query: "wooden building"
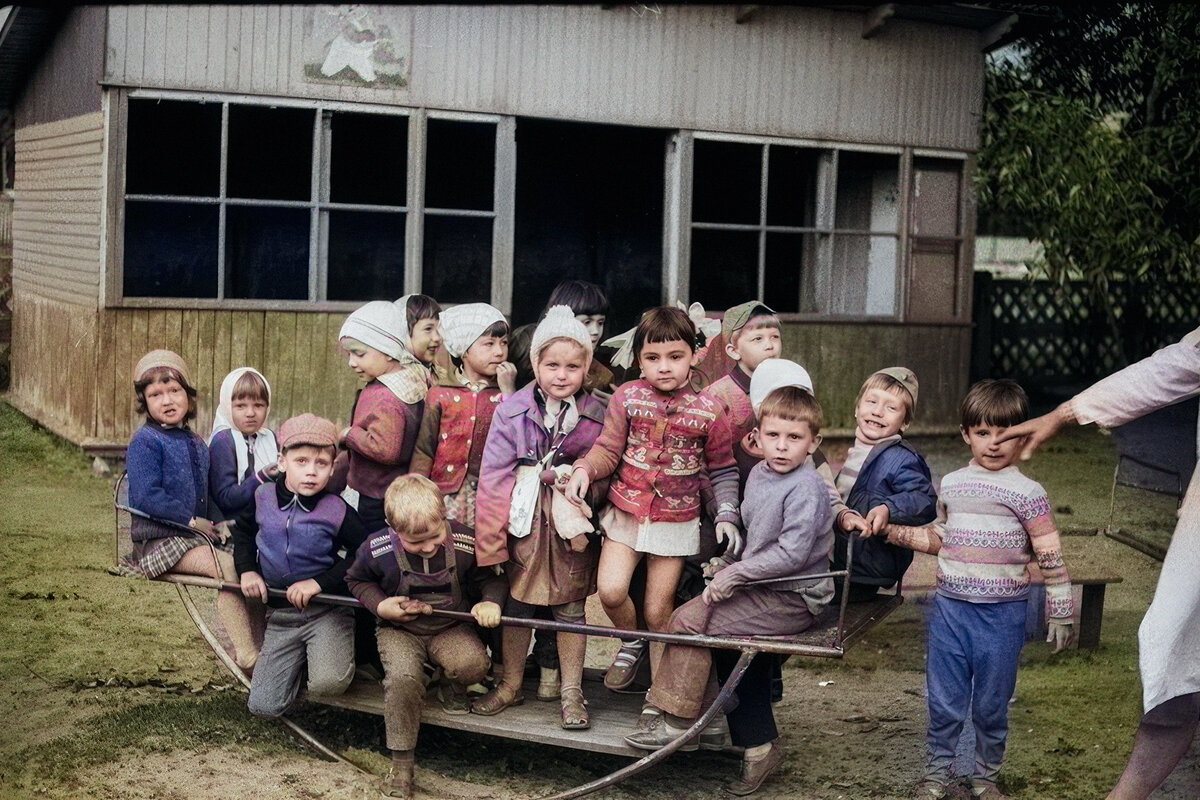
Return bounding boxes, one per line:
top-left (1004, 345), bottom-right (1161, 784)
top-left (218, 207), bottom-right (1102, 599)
top-left (1, 4), bottom-right (1016, 450)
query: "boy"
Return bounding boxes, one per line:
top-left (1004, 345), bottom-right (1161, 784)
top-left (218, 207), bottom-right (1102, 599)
top-left (884, 379), bottom-right (1075, 800)
top-left (234, 413), bottom-right (368, 718)
top-left (705, 300), bottom-right (782, 443)
top-left (346, 474), bottom-right (505, 800)
top-left (411, 302), bottom-right (516, 528)
top-left (832, 367), bottom-right (938, 601)
top-left (625, 386), bottom-right (834, 797)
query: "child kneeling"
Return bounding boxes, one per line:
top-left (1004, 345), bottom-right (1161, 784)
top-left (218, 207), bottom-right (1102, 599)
top-left (624, 386), bottom-right (834, 797)
top-left (234, 414), bottom-right (368, 717)
top-left (346, 474), bottom-right (505, 800)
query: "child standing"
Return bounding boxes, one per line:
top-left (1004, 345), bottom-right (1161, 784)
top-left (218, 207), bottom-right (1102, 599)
top-left (471, 306), bottom-right (608, 729)
top-left (705, 301), bottom-right (781, 444)
top-left (832, 367), bottom-right (938, 601)
top-left (395, 293), bottom-right (444, 376)
top-left (885, 380), bottom-right (1075, 800)
top-left (346, 474), bottom-right (505, 800)
top-left (565, 306), bottom-right (740, 689)
top-left (234, 414), bottom-right (368, 717)
top-left (209, 367), bottom-right (279, 520)
top-left (410, 302), bottom-right (516, 527)
top-left (624, 386), bottom-right (833, 797)
top-left (338, 300), bottom-right (433, 533)
top-left (125, 350), bottom-right (259, 671)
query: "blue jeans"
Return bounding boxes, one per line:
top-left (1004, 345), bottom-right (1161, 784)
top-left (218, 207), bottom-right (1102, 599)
top-left (925, 594), bottom-right (1027, 786)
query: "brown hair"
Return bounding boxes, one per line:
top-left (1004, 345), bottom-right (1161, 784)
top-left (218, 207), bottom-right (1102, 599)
top-left (632, 306), bottom-right (696, 359)
top-left (452, 319), bottom-right (511, 369)
top-left (960, 379), bottom-right (1029, 429)
top-left (384, 474), bottom-right (447, 537)
top-left (231, 371), bottom-right (270, 404)
top-left (134, 367), bottom-right (198, 422)
top-left (856, 373), bottom-right (915, 425)
top-left (758, 386), bottom-right (823, 434)
top-left (403, 294), bottom-right (442, 333)
top-left (728, 313), bottom-right (781, 347)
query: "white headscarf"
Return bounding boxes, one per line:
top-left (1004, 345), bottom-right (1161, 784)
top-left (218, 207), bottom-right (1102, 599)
top-left (209, 367), bottom-right (279, 479)
top-left (339, 299), bottom-right (430, 404)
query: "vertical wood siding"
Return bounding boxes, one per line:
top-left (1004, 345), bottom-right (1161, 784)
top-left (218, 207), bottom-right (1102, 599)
top-left (105, 5), bottom-right (983, 151)
top-left (14, 7), bottom-right (106, 128)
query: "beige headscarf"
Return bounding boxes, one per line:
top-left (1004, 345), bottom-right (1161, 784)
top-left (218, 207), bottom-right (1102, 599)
top-left (339, 300), bottom-right (430, 404)
top-left (134, 350), bottom-right (190, 384)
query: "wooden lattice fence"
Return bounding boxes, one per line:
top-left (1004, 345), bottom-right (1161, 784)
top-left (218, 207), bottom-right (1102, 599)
top-left (971, 273), bottom-right (1200, 400)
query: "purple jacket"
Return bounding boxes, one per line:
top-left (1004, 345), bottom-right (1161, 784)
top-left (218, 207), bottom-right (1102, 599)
top-left (474, 384), bottom-right (606, 568)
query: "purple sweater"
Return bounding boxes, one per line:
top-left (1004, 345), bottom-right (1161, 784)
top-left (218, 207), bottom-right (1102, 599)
top-left (208, 428), bottom-right (272, 519)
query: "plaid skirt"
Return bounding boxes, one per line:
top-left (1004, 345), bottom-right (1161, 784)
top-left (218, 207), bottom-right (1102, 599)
top-left (130, 535), bottom-right (230, 579)
top-left (443, 477), bottom-right (478, 528)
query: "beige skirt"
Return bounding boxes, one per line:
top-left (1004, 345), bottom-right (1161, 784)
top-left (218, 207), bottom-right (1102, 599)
top-left (599, 505), bottom-right (699, 558)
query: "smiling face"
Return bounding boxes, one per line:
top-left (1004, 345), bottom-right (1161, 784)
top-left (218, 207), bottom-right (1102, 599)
top-left (961, 423), bottom-right (1024, 472)
top-left (462, 334), bottom-right (509, 381)
top-left (342, 338), bottom-right (395, 382)
top-left (278, 444), bottom-right (335, 497)
top-left (144, 378), bottom-right (189, 427)
top-left (637, 339), bottom-right (694, 393)
top-left (854, 386), bottom-right (910, 443)
top-left (535, 339), bottom-right (588, 400)
top-left (756, 414), bottom-right (821, 475)
top-left (408, 317), bottom-right (442, 365)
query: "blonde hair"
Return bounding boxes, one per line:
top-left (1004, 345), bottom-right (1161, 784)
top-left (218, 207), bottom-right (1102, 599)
top-left (856, 373), bottom-right (915, 425)
top-left (758, 386), bottom-right (823, 434)
top-left (384, 474), bottom-right (446, 537)
top-left (728, 313), bottom-right (781, 347)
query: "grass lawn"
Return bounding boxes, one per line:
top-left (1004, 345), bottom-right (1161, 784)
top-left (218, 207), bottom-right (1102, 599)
top-left (0, 400), bottom-right (1181, 799)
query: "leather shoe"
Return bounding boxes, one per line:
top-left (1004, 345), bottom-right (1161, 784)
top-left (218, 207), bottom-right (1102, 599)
top-left (725, 741), bottom-right (783, 796)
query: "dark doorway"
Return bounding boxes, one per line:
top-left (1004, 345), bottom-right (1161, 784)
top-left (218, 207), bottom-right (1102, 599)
top-left (513, 118), bottom-right (667, 333)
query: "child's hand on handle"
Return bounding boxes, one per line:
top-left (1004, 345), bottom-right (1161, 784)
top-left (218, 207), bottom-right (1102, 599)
top-left (703, 570), bottom-right (741, 605)
top-left (240, 570), bottom-right (268, 602)
top-left (996, 403), bottom-right (1075, 462)
top-left (376, 596), bottom-right (432, 623)
top-left (285, 578), bottom-right (322, 610)
top-left (702, 556), bottom-right (732, 580)
top-left (564, 467), bottom-right (590, 507)
top-left (496, 362), bottom-right (518, 397)
top-left (189, 517), bottom-right (215, 539)
top-left (471, 601), bottom-right (502, 628)
top-left (715, 521), bottom-right (742, 557)
top-left (839, 510), bottom-right (871, 537)
top-left (864, 504), bottom-right (890, 536)
top-left (1047, 620), bottom-right (1075, 653)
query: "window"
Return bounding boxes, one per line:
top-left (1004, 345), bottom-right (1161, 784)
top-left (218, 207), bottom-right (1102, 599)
top-left (119, 96), bottom-right (503, 307)
top-left (685, 136), bottom-right (910, 319)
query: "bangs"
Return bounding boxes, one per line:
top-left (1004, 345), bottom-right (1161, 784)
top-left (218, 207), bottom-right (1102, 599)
top-left (632, 306), bottom-right (696, 356)
top-left (231, 371), bottom-right (270, 403)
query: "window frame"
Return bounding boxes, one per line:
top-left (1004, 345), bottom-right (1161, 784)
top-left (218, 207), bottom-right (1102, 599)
top-left (105, 89), bottom-right (516, 312)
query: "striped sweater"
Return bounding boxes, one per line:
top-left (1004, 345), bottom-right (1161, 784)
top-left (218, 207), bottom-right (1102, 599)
top-left (935, 461), bottom-right (1073, 619)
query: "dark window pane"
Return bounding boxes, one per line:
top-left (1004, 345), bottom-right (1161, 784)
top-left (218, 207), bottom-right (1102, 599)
top-left (688, 229), bottom-right (757, 311)
top-left (123, 201), bottom-right (218, 297)
top-left (766, 146), bottom-right (819, 227)
top-left (836, 151), bottom-right (900, 232)
top-left (764, 233), bottom-right (807, 313)
top-left (422, 215), bottom-right (493, 304)
top-left (327, 210), bottom-right (406, 300)
top-left (225, 206), bottom-right (310, 300)
top-left (126, 100), bottom-right (220, 196)
top-left (426, 120), bottom-right (495, 211)
top-left (227, 105), bottom-right (314, 201)
top-left (692, 140), bottom-right (760, 225)
top-left (330, 112), bottom-right (408, 206)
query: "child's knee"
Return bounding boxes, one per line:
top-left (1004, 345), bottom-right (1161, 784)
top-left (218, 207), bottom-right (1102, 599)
top-left (597, 582), bottom-right (628, 609)
top-left (442, 653), bottom-right (490, 686)
top-left (308, 662), bottom-right (354, 697)
top-left (643, 599), bottom-right (674, 630)
top-left (247, 689), bottom-right (287, 718)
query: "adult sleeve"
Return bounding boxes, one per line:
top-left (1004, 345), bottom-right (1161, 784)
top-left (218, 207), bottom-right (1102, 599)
top-left (1071, 328), bottom-right (1200, 428)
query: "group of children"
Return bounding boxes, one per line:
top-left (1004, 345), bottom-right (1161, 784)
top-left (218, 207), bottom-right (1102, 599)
top-left (124, 282), bottom-right (1075, 800)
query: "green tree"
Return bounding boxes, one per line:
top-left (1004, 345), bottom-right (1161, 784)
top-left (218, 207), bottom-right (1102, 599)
top-left (978, 3), bottom-right (1200, 289)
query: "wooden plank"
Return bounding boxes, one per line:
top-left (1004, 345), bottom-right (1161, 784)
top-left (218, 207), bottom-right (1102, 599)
top-left (13, 112), bottom-right (105, 141)
top-left (205, 6), bottom-right (227, 88)
top-left (262, 311), bottom-right (297, 420)
top-left (162, 5), bottom-right (189, 86)
top-left (124, 5), bottom-right (147, 85)
top-left (67, 311), bottom-right (97, 441)
top-left (94, 310), bottom-right (119, 441)
top-left (245, 311), bottom-right (266, 372)
top-left (263, 6), bottom-right (281, 95)
top-left (211, 312), bottom-right (233, 403)
top-left (193, 310), bottom-right (219, 432)
top-left (185, 5), bottom-right (209, 86)
top-left (14, 142), bottom-right (104, 162)
top-left (14, 129), bottom-right (104, 151)
top-left (146, 309), bottom-right (178, 354)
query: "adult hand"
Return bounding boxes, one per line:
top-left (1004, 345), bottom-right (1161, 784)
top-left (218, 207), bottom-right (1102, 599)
top-left (1047, 619), bottom-right (1075, 653)
top-left (996, 403), bottom-right (1075, 461)
top-left (495, 362), bottom-right (518, 397)
top-left (240, 570), bottom-right (268, 603)
top-left (564, 468), bottom-right (590, 507)
top-left (285, 578), bottom-right (322, 610)
top-left (471, 601), bottom-right (502, 628)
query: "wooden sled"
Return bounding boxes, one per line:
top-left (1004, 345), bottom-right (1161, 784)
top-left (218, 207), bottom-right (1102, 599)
top-left (113, 473), bottom-right (903, 799)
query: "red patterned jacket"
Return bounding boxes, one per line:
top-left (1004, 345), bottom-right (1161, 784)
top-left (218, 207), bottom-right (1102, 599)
top-left (410, 374), bottom-right (503, 495)
top-left (575, 379), bottom-right (740, 524)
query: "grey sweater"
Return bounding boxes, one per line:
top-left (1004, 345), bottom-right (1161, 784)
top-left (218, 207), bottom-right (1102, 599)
top-left (723, 461), bottom-right (835, 610)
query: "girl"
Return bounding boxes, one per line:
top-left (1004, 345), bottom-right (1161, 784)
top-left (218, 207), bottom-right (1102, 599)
top-left (125, 350), bottom-right (259, 670)
top-left (395, 293), bottom-right (443, 374)
top-left (338, 299), bottom-right (434, 533)
top-left (208, 367), bottom-right (279, 520)
top-left (565, 306), bottom-right (740, 690)
top-left (410, 302), bottom-right (517, 527)
top-left (509, 280), bottom-right (616, 394)
top-left (471, 306), bottom-right (608, 729)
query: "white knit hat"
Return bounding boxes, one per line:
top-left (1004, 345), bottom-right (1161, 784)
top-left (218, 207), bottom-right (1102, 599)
top-left (338, 300), bottom-right (409, 361)
top-left (531, 305), bottom-right (593, 367)
top-left (439, 303), bottom-right (506, 359)
top-left (749, 358), bottom-right (814, 415)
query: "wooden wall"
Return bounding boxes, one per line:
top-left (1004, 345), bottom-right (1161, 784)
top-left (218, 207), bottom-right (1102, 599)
top-left (14, 6), bottom-right (105, 128)
top-left (781, 321), bottom-right (971, 434)
top-left (105, 5), bottom-right (984, 151)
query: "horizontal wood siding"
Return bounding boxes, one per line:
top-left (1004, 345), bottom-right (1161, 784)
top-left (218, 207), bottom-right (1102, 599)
top-left (91, 308), bottom-right (362, 447)
top-left (11, 112), bottom-right (105, 308)
top-left (106, 5), bottom-right (982, 151)
top-left (780, 321), bottom-right (971, 434)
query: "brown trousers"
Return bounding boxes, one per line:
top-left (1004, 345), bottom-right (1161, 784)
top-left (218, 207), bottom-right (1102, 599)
top-left (377, 621), bottom-right (490, 750)
top-left (646, 586), bottom-right (815, 720)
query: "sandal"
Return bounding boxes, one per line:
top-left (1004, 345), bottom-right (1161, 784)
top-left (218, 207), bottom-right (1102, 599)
top-left (604, 638), bottom-right (647, 691)
top-left (560, 686), bottom-right (590, 730)
top-left (470, 685), bottom-right (525, 716)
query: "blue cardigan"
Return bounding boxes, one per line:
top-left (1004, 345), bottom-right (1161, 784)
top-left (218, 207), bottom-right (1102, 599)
top-left (126, 423), bottom-right (210, 531)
